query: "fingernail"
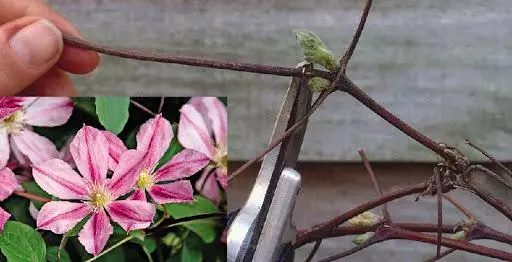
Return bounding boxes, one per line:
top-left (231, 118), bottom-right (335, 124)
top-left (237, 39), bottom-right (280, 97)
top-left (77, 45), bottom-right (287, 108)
top-left (9, 19), bottom-right (62, 67)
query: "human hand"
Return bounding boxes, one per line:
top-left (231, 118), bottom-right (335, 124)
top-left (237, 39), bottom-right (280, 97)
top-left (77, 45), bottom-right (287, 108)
top-left (0, 0), bottom-right (100, 96)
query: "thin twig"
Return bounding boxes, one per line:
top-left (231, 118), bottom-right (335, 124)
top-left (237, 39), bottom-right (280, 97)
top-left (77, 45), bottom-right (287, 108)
top-left (434, 167), bottom-right (443, 258)
top-left (471, 184), bottom-right (512, 221)
top-left (13, 190), bottom-right (50, 203)
top-left (317, 233), bottom-right (384, 262)
top-left (443, 194), bottom-right (475, 222)
top-left (228, 88), bottom-right (334, 181)
top-left (466, 139), bottom-right (512, 178)
top-left (358, 149), bottom-right (390, 221)
top-left (85, 235), bottom-right (135, 262)
top-left (304, 240), bottom-right (322, 262)
top-left (130, 99), bottom-right (157, 116)
top-left (339, 0), bottom-right (374, 74)
top-left (295, 183), bottom-right (428, 247)
top-left (158, 97), bottom-right (165, 114)
top-left (62, 34), bottom-right (334, 80)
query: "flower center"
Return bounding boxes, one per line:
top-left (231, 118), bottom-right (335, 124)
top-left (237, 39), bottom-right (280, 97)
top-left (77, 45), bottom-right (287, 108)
top-left (90, 187), bottom-right (111, 211)
top-left (0, 111), bottom-right (24, 134)
top-left (211, 145), bottom-right (227, 170)
top-left (136, 169), bottom-right (155, 189)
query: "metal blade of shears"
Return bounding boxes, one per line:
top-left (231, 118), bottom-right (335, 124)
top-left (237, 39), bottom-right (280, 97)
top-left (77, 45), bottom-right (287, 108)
top-left (227, 64), bottom-right (312, 262)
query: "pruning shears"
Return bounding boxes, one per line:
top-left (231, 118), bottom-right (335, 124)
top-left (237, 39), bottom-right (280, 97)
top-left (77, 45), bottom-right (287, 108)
top-left (227, 64), bottom-right (313, 262)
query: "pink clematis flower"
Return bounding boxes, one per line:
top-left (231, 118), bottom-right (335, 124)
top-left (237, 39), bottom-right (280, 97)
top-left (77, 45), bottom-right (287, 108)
top-left (0, 167), bottom-right (18, 232)
top-left (0, 97), bottom-right (73, 169)
top-left (126, 115), bottom-right (209, 208)
top-left (32, 126), bottom-right (156, 256)
top-left (178, 97), bottom-right (227, 204)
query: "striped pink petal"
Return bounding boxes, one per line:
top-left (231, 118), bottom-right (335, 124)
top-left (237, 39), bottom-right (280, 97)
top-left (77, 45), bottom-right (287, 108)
top-left (0, 129), bottom-right (9, 169)
top-left (217, 167), bottom-right (228, 190)
top-left (136, 115), bottom-right (173, 170)
top-left (0, 97), bottom-right (22, 121)
top-left (127, 189), bottom-right (147, 201)
top-left (108, 150), bottom-right (146, 199)
top-left (0, 207), bottom-right (10, 232)
top-left (11, 130), bottom-right (59, 165)
top-left (71, 126), bottom-right (109, 185)
top-left (59, 135), bottom-right (76, 168)
top-left (195, 97), bottom-right (227, 146)
top-left (101, 131), bottom-right (128, 171)
top-left (0, 167), bottom-right (17, 201)
top-left (153, 149), bottom-right (209, 182)
top-left (178, 104), bottom-right (214, 158)
top-left (78, 210), bottom-right (112, 256)
top-left (106, 200), bottom-right (155, 232)
top-left (148, 180), bottom-right (194, 204)
top-left (196, 167), bottom-right (221, 205)
top-left (22, 97), bottom-right (73, 127)
top-left (9, 135), bottom-right (28, 166)
top-left (37, 201), bottom-right (92, 234)
top-left (32, 159), bottom-right (89, 200)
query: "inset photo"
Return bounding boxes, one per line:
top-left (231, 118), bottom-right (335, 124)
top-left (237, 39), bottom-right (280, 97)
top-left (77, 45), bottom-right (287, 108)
top-left (0, 97), bottom-right (227, 261)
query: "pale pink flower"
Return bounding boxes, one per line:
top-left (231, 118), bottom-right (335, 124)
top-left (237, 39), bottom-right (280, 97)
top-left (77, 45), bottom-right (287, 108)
top-left (0, 97), bottom-right (73, 169)
top-left (126, 115), bottom-right (209, 207)
top-left (178, 97), bottom-right (227, 204)
top-left (33, 126), bottom-right (155, 256)
top-left (0, 167), bottom-right (18, 232)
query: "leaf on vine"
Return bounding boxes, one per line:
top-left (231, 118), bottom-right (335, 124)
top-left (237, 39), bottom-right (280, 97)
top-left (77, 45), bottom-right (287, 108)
top-left (294, 29), bottom-right (338, 72)
top-left (181, 232), bottom-right (203, 262)
top-left (95, 97), bottom-right (130, 134)
top-left (0, 221), bottom-right (46, 262)
top-left (164, 196), bottom-right (219, 243)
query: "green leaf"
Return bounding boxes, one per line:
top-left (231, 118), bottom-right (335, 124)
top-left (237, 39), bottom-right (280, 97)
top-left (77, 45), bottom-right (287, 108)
top-left (65, 217), bottom-right (88, 237)
top-left (155, 123), bottom-right (183, 170)
top-left (164, 196), bottom-right (219, 243)
top-left (0, 221), bottom-right (46, 262)
top-left (95, 97), bottom-right (130, 134)
top-left (294, 29), bottom-right (338, 72)
top-left (46, 246), bottom-right (71, 262)
top-left (180, 232), bottom-right (203, 262)
top-left (307, 77), bottom-right (332, 92)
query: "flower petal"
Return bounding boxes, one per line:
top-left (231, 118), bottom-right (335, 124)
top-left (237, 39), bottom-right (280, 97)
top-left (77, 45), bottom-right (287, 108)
top-left (101, 131), bottom-right (128, 171)
top-left (11, 130), bottom-right (59, 165)
top-left (78, 210), bottom-right (112, 256)
top-left (178, 104), bottom-right (214, 158)
top-left (22, 97), bottom-right (73, 127)
top-left (0, 97), bottom-right (22, 121)
top-left (127, 189), bottom-right (147, 202)
top-left (216, 167), bottom-right (228, 190)
top-left (196, 167), bottom-right (221, 205)
top-left (0, 167), bottom-right (18, 201)
top-left (0, 207), bottom-right (10, 232)
top-left (107, 150), bottom-right (146, 199)
top-left (136, 115), bottom-right (173, 170)
top-left (106, 200), bottom-right (155, 232)
top-left (71, 126), bottom-right (109, 185)
top-left (147, 180), bottom-right (194, 204)
top-left (153, 149), bottom-right (209, 182)
top-left (193, 97), bottom-right (227, 146)
top-left (0, 129), bottom-right (9, 169)
top-left (37, 201), bottom-right (91, 234)
top-left (32, 159), bottom-right (89, 200)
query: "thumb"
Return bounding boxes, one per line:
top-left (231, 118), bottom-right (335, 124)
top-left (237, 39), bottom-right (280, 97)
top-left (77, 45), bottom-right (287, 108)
top-left (0, 17), bottom-right (63, 95)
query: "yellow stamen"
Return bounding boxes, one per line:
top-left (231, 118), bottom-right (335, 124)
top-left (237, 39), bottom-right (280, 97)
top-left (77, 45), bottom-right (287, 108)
top-left (211, 145), bottom-right (228, 171)
top-left (90, 187), bottom-right (111, 211)
top-left (136, 169), bottom-right (154, 189)
top-left (0, 111), bottom-right (24, 134)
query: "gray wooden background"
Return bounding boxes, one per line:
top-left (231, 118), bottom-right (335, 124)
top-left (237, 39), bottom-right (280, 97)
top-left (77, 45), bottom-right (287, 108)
top-left (48, 0), bottom-right (512, 161)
